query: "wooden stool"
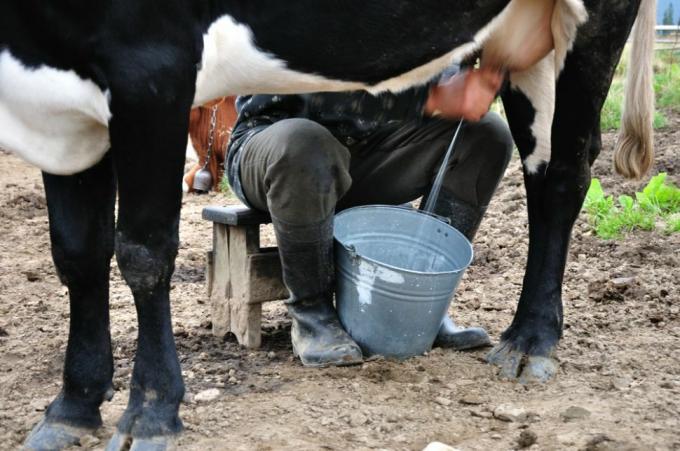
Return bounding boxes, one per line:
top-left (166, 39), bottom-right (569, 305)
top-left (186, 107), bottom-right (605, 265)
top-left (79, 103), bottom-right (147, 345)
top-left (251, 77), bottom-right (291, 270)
top-left (202, 205), bottom-right (288, 348)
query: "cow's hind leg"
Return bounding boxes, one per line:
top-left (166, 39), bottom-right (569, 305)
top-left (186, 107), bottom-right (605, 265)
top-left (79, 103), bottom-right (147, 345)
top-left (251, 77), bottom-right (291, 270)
top-left (105, 66), bottom-right (194, 451)
top-left (489, 0), bottom-right (640, 383)
top-left (25, 155), bottom-right (116, 450)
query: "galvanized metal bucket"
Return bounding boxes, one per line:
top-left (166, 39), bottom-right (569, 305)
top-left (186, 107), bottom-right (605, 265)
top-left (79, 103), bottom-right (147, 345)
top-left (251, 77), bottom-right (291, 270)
top-left (334, 205), bottom-right (473, 359)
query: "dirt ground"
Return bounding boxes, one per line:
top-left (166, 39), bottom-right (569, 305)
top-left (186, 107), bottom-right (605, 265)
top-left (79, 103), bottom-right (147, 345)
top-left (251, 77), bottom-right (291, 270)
top-left (1, 113), bottom-right (679, 451)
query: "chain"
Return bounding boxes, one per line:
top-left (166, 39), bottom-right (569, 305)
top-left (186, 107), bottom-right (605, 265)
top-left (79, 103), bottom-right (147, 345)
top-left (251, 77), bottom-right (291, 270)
top-left (200, 104), bottom-right (219, 172)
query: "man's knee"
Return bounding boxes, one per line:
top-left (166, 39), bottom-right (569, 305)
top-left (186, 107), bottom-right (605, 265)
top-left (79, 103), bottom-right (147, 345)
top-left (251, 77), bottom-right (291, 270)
top-left (267, 119), bottom-right (351, 193)
top-left (273, 119), bottom-right (350, 173)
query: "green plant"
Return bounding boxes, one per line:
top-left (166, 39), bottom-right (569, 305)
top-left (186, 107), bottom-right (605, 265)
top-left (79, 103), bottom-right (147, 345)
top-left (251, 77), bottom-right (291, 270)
top-left (600, 76), bottom-right (668, 130)
top-left (600, 49), bottom-right (678, 131)
top-left (583, 174), bottom-right (680, 239)
top-left (219, 175), bottom-right (233, 195)
top-left (654, 59), bottom-right (680, 112)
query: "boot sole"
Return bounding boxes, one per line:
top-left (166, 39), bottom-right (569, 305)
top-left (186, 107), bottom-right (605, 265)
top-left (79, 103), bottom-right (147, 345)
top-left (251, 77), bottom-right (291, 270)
top-left (293, 344), bottom-right (363, 368)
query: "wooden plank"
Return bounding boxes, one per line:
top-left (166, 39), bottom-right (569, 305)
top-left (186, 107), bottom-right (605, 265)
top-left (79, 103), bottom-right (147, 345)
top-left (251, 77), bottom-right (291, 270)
top-left (248, 249), bottom-right (288, 304)
top-left (202, 205), bottom-right (272, 226)
top-left (225, 226), bottom-right (263, 347)
top-left (210, 224), bottom-right (231, 338)
top-left (205, 249), bottom-right (214, 298)
top-left (230, 302), bottom-right (262, 348)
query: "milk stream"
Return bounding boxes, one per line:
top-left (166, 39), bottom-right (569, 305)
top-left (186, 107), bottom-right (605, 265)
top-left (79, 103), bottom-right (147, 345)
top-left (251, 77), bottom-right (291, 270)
top-left (412, 121), bottom-right (464, 272)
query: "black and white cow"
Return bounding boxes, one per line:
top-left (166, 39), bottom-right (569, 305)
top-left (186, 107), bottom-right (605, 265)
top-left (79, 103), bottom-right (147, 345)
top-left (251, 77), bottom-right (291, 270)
top-left (0, 0), bottom-right (654, 449)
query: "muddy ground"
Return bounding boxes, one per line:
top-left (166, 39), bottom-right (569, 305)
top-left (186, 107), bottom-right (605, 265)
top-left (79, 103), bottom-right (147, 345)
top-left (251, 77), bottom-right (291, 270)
top-left (0, 114), bottom-right (678, 451)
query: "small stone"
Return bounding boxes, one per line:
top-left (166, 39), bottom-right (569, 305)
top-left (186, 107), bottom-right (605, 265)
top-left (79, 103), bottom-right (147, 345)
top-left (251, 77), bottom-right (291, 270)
top-left (386, 414), bottom-right (400, 423)
top-left (459, 395), bottom-right (485, 405)
top-left (611, 277), bottom-right (635, 287)
top-left (610, 377), bottom-right (633, 391)
top-left (560, 406), bottom-right (591, 422)
top-left (183, 392), bottom-right (195, 404)
top-left (349, 413), bottom-right (368, 427)
top-left (267, 351), bottom-right (276, 358)
top-left (583, 433), bottom-right (613, 451)
top-left (194, 388), bottom-right (220, 403)
top-left (491, 434), bottom-right (502, 440)
top-left (228, 369), bottom-right (236, 377)
top-left (422, 442), bottom-right (462, 451)
top-left (493, 404), bottom-right (527, 422)
top-left (228, 376), bottom-right (238, 384)
top-left (30, 399), bottom-right (48, 411)
top-left (470, 409), bottom-right (493, 419)
top-left (517, 430), bottom-right (538, 449)
top-left (24, 270), bottom-right (42, 282)
top-left (435, 396), bottom-right (452, 407)
top-left (80, 434), bottom-right (101, 448)
top-left (556, 433), bottom-right (576, 446)
top-left (320, 417), bottom-right (332, 426)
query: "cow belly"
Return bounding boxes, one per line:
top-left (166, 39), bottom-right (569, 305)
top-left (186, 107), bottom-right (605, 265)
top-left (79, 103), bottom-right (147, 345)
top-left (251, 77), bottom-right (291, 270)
top-left (0, 50), bottom-right (111, 175)
top-left (194, 15), bottom-right (483, 105)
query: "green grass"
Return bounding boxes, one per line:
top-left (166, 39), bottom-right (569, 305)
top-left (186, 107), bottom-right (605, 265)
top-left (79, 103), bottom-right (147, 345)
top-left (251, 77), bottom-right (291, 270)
top-left (219, 175), bottom-right (233, 195)
top-left (655, 54), bottom-right (680, 112)
top-left (600, 49), bottom-right (680, 131)
top-left (583, 173), bottom-right (680, 239)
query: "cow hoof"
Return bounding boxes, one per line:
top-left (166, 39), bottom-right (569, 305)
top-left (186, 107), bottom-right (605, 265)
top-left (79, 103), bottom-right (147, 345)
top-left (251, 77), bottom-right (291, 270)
top-left (23, 418), bottom-right (93, 451)
top-left (106, 431), bottom-right (177, 451)
top-left (486, 341), bottom-right (558, 384)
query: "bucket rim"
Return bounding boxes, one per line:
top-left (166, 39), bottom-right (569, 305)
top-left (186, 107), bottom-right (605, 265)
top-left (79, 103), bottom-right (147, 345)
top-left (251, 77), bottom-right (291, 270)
top-left (334, 204), bottom-right (474, 276)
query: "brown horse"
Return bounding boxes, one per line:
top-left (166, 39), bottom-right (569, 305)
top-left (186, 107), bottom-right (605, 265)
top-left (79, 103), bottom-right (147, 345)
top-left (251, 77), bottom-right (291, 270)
top-left (183, 96), bottom-right (238, 193)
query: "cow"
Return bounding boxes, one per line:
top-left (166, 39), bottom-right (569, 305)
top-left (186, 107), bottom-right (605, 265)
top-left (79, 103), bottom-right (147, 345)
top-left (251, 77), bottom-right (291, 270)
top-left (0, 0), bottom-right (654, 449)
top-left (183, 96), bottom-right (237, 193)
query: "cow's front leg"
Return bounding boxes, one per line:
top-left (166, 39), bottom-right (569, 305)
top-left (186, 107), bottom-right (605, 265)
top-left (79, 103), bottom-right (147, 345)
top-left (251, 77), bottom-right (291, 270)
top-left (25, 156), bottom-right (116, 450)
top-left (105, 64), bottom-right (194, 451)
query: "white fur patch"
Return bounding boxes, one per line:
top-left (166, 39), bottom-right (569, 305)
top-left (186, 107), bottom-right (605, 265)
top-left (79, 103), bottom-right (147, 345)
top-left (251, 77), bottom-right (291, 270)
top-left (0, 50), bottom-right (111, 175)
top-left (552, 0), bottom-right (588, 74)
top-left (510, 53), bottom-right (556, 173)
top-left (194, 16), bottom-right (367, 105)
top-left (506, 0), bottom-right (588, 173)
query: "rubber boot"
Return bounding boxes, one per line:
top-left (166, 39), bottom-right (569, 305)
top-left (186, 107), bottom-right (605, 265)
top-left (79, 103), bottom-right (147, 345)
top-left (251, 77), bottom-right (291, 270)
top-left (272, 215), bottom-right (363, 367)
top-left (422, 188), bottom-right (491, 350)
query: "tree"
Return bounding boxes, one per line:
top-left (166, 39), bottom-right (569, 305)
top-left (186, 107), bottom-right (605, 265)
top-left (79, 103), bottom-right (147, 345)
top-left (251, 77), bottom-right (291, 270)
top-left (662, 2), bottom-right (674, 25)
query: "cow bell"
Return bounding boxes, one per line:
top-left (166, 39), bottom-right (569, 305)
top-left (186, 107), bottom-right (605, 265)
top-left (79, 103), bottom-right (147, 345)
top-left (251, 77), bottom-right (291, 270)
top-left (192, 168), bottom-right (213, 193)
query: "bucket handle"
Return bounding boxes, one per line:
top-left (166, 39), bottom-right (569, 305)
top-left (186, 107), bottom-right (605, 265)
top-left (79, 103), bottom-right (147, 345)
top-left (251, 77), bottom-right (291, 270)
top-left (392, 205), bottom-right (452, 225)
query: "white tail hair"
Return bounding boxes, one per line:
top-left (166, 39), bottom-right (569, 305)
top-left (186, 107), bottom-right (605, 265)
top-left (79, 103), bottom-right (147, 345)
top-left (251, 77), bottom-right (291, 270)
top-left (614, 0), bottom-right (656, 179)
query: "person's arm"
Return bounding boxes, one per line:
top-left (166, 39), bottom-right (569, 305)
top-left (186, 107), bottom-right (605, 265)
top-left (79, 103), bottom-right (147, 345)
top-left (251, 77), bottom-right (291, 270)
top-left (368, 65), bottom-right (503, 124)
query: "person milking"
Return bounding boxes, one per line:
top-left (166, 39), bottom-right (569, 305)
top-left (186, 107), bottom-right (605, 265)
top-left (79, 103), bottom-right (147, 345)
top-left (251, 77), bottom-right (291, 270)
top-left (223, 25), bottom-right (554, 366)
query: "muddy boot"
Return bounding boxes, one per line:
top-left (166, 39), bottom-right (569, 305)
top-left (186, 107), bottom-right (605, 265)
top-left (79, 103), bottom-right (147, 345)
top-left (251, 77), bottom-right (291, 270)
top-left (422, 188), bottom-right (492, 350)
top-left (273, 215), bottom-right (363, 367)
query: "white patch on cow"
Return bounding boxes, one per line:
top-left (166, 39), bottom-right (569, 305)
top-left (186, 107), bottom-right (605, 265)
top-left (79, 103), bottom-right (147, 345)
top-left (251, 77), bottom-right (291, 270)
top-left (505, 0), bottom-right (587, 173)
top-left (510, 53), bottom-right (556, 173)
top-left (194, 16), bottom-right (367, 105)
top-left (0, 50), bottom-right (111, 175)
top-left (552, 0), bottom-right (589, 74)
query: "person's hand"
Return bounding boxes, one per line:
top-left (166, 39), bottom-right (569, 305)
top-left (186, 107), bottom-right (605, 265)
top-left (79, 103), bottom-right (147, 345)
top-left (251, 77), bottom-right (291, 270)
top-left (424, 67), bottom-right (504, 122)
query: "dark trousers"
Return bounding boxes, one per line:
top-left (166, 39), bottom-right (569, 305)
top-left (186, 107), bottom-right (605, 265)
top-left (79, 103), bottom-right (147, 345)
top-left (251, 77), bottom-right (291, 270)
top-left (238, 113), bottom-right (513, 225)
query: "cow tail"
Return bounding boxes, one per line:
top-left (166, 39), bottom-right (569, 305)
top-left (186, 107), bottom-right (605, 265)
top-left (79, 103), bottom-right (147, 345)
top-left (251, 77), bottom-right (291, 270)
top-left (614, 0), bottom-right (656, 179)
